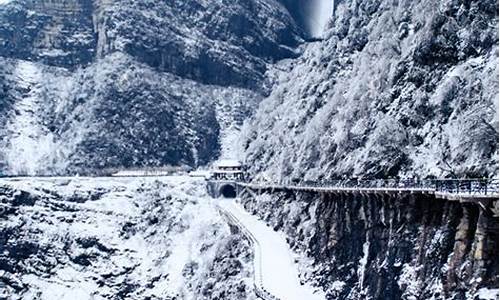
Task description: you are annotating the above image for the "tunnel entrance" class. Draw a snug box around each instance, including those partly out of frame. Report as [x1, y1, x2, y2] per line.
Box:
[220, 184, 237, 198]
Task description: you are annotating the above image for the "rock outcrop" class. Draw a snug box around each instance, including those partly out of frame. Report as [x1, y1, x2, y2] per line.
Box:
[240, 190, 499, 300]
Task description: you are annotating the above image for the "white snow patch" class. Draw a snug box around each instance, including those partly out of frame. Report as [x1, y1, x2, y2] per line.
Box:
[219, 125, 243, 160]
[23, 269, 101, 300]
[476, 288, 499, 300]
[38, 49, 70, 57]
[357, 239, 370, 289]
[331, 280, 346, 291]
[4, 60, 58, 175]
[398, 263, 422, 300]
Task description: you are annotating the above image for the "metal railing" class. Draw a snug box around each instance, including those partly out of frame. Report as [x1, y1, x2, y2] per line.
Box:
[242, 178, 499, 196]
[217, 204, 280, 300]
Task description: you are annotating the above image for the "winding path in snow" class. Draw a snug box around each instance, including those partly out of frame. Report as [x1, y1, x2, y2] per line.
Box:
[218, 200, 325, 300]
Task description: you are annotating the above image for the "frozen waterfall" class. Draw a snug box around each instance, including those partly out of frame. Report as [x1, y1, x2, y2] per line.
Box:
[282, 0, 334, 38]
[302, 0, 334, 38]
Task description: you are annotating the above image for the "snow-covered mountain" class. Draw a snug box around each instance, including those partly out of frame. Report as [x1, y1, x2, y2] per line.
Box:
[241, 0, 499, 180]
[5, 0, 495, 179]
[0, 0, 498, 299]
[0, 0, 304, 175]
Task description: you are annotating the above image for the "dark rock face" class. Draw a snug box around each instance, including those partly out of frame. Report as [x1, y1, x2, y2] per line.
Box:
[0, 63, 14, 173]
[0, 0, 303, 83]
[240, 190, 499, 299]
[0, 0, 97, 68]
[99, 0, 303, 89]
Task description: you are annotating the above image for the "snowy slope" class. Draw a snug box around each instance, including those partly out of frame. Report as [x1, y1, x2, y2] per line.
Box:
[0, 176, 256, 299]
[3, 61, 58, 175]
[242, 0, 499, 180]
[0, 53, 259, 175]
[0, 0, 303, 174]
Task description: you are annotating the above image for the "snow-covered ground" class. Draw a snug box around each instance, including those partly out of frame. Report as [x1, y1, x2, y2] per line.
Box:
[1, 176, 328, 299]
[476, 288, 500, 300]
[0, 176, 255, 299]
[218, 199, 325, 300]
[3, 60, 58, 175]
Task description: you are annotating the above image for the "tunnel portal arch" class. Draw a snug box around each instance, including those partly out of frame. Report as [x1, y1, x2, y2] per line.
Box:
[220, 184, 237, 198]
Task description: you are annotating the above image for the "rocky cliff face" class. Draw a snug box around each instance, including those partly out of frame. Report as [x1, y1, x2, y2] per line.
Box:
[240, 190, 499, 300]
[241, 0, 499, 180]
[0, 0, 303, 83]
[237, 0, 500, 294]
[0, 177, 256, 299]
[0, 0, 97, 67]
[90, 0, 303, 89]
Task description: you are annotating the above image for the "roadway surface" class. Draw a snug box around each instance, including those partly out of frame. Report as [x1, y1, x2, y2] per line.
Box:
[218, 199, 325, 300]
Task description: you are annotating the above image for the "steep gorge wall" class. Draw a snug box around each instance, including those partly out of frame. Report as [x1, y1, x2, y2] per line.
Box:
[0, 0, 303, 86]
[0, 0, 97, 67]
[240, 190, 498, 299]
[242, 0, 499, 180]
